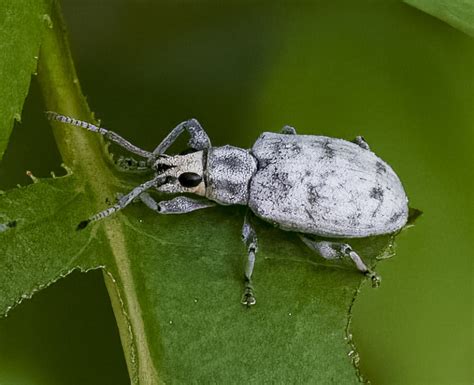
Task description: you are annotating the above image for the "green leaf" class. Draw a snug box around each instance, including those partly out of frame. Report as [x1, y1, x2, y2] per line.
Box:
[2, 173, 405, 383]
[0, 0, 52, 160]
[0, 2, 416, 384]
[404, 0, 474, 37]
[0, 181, 406, 383]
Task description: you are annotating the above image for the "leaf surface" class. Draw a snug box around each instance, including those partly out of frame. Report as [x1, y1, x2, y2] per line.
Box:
[1, 172, 404, 383]
[404, 0, 474, 37]
[0, 0, 51, 160]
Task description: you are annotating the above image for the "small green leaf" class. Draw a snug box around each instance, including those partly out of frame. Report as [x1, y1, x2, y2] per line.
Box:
[0, 0, 52, 160]
[404, 0, 474, 37]
[0, 175, 97, 311]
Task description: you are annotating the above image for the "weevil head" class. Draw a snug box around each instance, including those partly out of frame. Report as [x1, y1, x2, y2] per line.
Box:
[152, 150, 206, 196]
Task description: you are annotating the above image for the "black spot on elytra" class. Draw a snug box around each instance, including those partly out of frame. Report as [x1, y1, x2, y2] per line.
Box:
[389, 211, 403, 223]
[376, 161, 387, 174]
[306, 184, 321, 205]
[257, 171, 292, 202]
[323, 140, 335, 159]
[272, 172, 292, 192]
[348, 212, 362, 227]
[268, 139, 302, 159]
[370, 187, 384, 201]
[305, 208, 316, 222]
[265, 139, 284, 156]
[7, 220, 17, 228]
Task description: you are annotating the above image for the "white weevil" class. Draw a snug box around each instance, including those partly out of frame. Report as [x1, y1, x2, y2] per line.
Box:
[47, 112, 409, 306]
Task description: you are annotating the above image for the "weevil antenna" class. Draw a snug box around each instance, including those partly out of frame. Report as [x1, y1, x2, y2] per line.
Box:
[46, 111, 154, 160]
[76, 174, 166, 230]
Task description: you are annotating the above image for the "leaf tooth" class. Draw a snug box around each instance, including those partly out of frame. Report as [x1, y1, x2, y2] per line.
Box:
[26, 170, 39, 183]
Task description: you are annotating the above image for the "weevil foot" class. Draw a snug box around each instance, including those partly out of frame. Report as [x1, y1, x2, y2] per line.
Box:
[366, 271, 381, 288]
[241, 287, 256, 306]
[241, 214, 258, 306]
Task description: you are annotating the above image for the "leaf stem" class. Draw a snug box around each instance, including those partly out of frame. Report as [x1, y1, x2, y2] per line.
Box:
[37, 1, 159, 383]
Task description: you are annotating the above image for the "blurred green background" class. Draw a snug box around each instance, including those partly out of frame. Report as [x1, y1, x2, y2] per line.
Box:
[0, 0, 472, 384]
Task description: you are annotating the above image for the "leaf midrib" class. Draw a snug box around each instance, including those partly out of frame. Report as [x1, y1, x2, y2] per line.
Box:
[36, 2, 158, 383]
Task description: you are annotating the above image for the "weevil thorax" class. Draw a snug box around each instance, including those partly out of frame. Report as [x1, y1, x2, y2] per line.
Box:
[153, 151, 206, 196]
[205, 145, 258, 205]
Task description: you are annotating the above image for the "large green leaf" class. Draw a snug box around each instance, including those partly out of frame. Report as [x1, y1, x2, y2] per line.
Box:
[1, 173, 408, 383]
[0, 2, 415, 384]
[0, 0, 51, 160]
[404, 0, 474, 37]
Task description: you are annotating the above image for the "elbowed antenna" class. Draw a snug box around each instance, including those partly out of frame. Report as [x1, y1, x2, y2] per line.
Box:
[46, 111, 154, 159]
[77, 174, 167, 230]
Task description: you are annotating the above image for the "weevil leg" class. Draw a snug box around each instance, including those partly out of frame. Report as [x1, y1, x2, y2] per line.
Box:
[241, 213, 258, 306]
[299, 236, 380, 287]
[76, 175, 165, 230]
[140, 193, 216, 214]
[46, 112, 153, 159]
[153, 118, 211, 155]
[280, 125, 297, 135]
[353, 136, 370, 150]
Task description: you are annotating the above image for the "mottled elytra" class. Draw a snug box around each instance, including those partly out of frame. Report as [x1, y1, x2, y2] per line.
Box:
[46, 112, 410, 306]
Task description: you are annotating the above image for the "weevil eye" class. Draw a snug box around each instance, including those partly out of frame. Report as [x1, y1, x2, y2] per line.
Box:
[178, 172, 202, 187]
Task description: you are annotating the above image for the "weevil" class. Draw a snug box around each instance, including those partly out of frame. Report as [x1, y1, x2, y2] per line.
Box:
[47, 112, 409, 306]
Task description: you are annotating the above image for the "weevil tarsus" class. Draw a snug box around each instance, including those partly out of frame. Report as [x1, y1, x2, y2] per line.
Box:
[299, 236, 381, 286]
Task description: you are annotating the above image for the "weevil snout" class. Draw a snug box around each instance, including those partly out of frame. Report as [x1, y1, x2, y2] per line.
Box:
[153, 151, 206, 196]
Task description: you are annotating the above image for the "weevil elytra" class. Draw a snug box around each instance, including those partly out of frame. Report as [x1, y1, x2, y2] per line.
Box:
[47, 112, 409, 306]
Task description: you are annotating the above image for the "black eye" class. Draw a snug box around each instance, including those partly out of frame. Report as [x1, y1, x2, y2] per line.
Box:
[178, 172, 202, 187]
